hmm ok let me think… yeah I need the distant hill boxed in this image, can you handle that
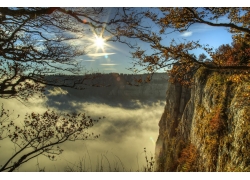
[45,73,169,105]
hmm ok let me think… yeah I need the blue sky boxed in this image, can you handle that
[76,19,234,74]
[1,5,241,74]
[70,7,236,74]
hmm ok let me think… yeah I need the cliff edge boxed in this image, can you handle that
[155,67,250,172]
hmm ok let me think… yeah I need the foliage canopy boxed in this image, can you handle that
[129,7,250,85]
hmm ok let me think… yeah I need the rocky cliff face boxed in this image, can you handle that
[155,67,250,172]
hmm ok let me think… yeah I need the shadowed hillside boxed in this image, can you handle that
[45,73,169,109]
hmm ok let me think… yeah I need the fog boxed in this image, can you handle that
[0,73,168,171]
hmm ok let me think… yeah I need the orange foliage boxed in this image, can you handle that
[167,60,196,87]
[177,144,197,171]
[212,36,250,66]
[209,108,224,133]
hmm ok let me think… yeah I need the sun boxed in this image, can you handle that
[88,31,114,54]
[94,36,105,49]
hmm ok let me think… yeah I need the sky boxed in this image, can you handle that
[77,22,233,74]
[0,5,241,75]
[62,7,234,74]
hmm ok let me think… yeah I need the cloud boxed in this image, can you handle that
[47,87,68,96]
[83,60,95,62]
[57,100,163,171]
[100,64,118,66]
[181,31,193,37]
[36,39,47,42]
[63,101,163,143]
[1,75,169,172]
[87,53,115,57]
[1,97,164,171]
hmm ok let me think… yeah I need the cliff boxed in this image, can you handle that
[155,67,250,172]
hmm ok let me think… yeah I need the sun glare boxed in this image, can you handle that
[95,36,105,48]
[88,31,115,54]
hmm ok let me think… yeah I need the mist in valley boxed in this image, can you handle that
[1,73,168,171]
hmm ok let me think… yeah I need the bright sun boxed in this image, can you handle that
[94,36,105,48]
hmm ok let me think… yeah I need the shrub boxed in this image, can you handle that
[209,108,224,133]
[177,144,197,172]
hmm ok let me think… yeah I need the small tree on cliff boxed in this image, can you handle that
[212,36,250,66]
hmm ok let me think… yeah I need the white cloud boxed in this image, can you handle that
[100,64,118,66]
[83,60,95,62]
[1,98,164,172]
[47,87,68,96]
[181,31,193,37]
[87,53,115,57]
[36,39,47,42]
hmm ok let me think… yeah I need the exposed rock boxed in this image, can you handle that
[155,67,250,172]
